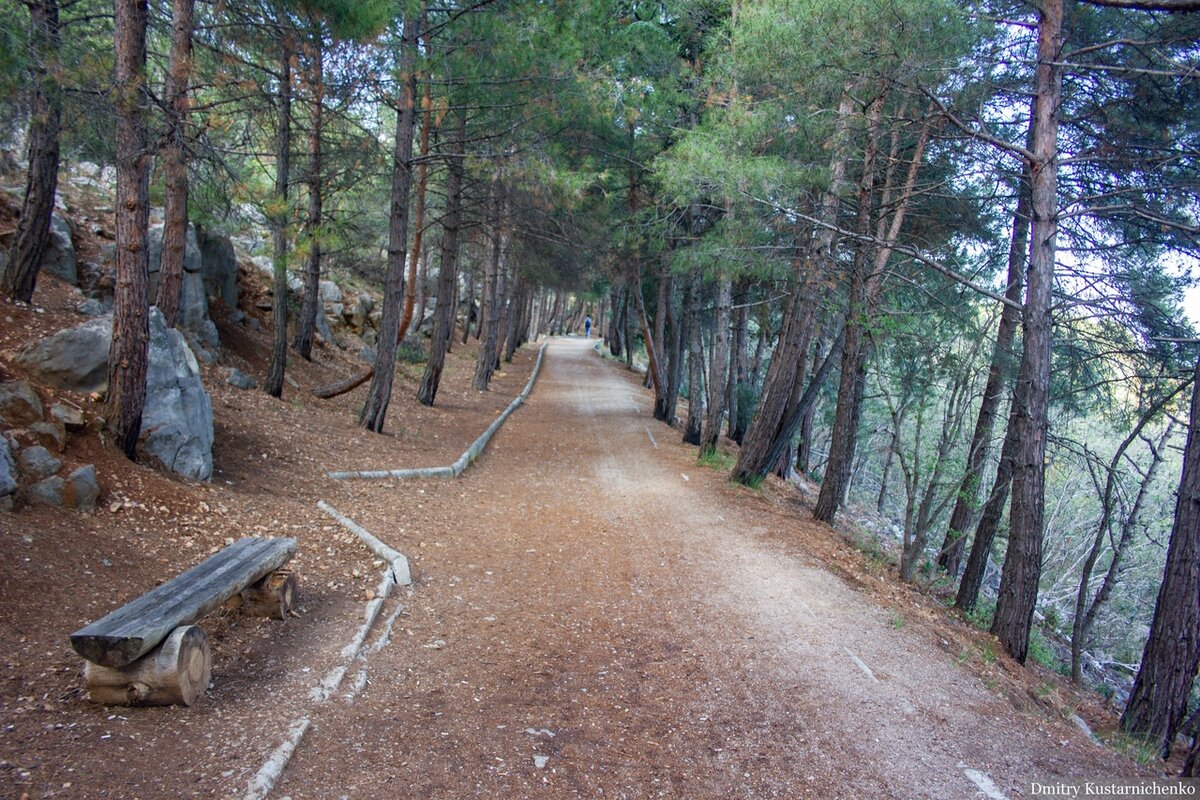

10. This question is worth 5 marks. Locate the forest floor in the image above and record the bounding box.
[0,307,1159,798]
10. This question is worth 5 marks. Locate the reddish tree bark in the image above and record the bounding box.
[418,109,465,407]
[991,0,1065,664]
[360,16,418,432]
[683,270,705,446]
[701,277,732,451]
[398,12,432,343]
[107,0,151,458]
[2,0,61,303]
[265,38,293,399]
[1121,355,1200,755]
[154,0,194,327]
[294,26,324,360]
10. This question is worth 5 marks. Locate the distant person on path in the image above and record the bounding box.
[584,316,592,338]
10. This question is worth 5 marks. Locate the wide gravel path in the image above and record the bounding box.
[273,336,1136,799]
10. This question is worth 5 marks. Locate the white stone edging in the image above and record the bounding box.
[244,503,412,799]
[327,341,547,481]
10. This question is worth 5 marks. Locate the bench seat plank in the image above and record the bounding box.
[70,537,297,668]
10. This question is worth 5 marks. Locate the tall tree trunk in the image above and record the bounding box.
[461,265,475,343]
[107,0,151,458]
[294,30,324,360]
[359,16,418,432]
[991,0,1064,664]
[398,10,432,343]
[814,94,884,524]
[473,175,503,391]
[1122,356,1200,756]
[622,286,635,370]
[684,270,705,446]
[503,272,525,363]
[154,0,194,328]
[664,260,683,425]
[2,0,61,303]
[606,285,623,357]
[265,39,292,399]
[728,297,749,442]
[796,335,822,475]
[938,170,1031,575]
[632,268,667,416]
[956,387,1021,612]
[734,90,855,485]
[812,97,931,522]
[701,276,732,451]
[417,109,465,407]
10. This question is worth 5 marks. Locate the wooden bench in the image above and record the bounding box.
[69,537,298,706]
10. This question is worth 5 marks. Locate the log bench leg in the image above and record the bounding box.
[84,625,212,706]
[234,569,297,620]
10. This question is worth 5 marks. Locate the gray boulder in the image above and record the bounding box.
[351,293,374,332]
[12,315,111,392]
[41,213,76,284]
[0,380,44,426]
[226,368,257,390]
[28,475,65,508]
[18,445,61,481]
[319,279,343,304]
[315,309,334,343]
[139,307,214,480]
[65,465,99,511]
[196,227,239,308]
[0,438,16,508]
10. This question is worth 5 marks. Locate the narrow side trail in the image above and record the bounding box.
[276,337,1135,799]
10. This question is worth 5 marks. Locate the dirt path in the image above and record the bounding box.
[269,337,1138,799]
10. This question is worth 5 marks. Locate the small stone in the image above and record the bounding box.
[0,380,44,426]
[29,421,66,453]
[49,403,85,430]
[18,446,61,481]
[65,465,99,511]
[76,299,105,316]
[533,755,549,769]
[226,368,257,390]
[248,317,262,332]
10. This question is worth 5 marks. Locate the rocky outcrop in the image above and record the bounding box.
[140,308,214,480]
[147,222,219,355]
[11,311,214,481]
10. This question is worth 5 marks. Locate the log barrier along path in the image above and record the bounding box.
[268,336,1135,799]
